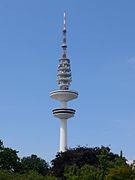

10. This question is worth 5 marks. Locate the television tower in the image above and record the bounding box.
[50,12,78,152]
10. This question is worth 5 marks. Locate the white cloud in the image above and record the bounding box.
[128,57,135,64]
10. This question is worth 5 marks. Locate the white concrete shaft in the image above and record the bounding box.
[61,101,67,108]
[60,119,67,152]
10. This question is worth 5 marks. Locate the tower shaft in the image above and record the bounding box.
[60,119,67,152]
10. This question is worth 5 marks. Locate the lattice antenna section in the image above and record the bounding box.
[57,12,72,90]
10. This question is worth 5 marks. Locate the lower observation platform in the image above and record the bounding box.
[52,108,75,119]
[50,90,78,101]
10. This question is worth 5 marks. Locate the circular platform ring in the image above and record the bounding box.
[50,90,78,102]
[52,108,75,119]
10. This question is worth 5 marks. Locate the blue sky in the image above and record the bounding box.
[0,0,135,162]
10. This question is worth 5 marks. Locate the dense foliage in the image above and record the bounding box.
[21,154,49,176]
[0,140,135,180]
[51,146,128,179]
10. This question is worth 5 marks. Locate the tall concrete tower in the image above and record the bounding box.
[50,12,78,152]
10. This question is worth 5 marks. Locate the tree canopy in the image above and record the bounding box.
[0,140,135,180]
[21,154,49,176]
[51,146,127,179]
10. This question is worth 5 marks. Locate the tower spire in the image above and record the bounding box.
[64,11,66,30]
[62,11,67,58]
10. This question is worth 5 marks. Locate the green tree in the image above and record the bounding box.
[0,144,20,172]
[0,170,14,180]
[21,154,49,176]
[0,140,4,149]
[105,167,134,180]
[64,165,80,180]
[64,164,107,180]
[51,146,99,178]
[51,146,128,179]
[0,170,58,180]
[97,146,127,178]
